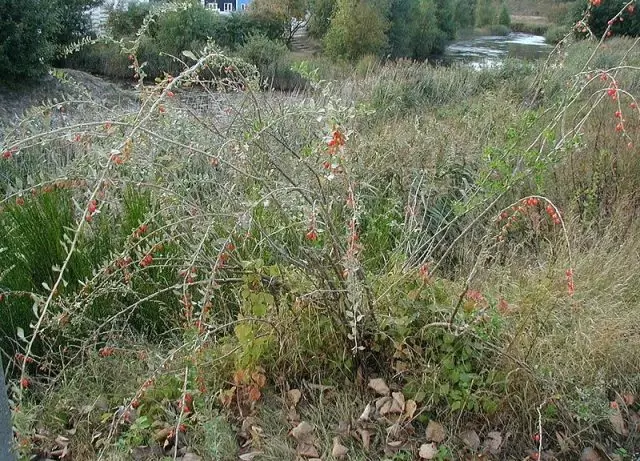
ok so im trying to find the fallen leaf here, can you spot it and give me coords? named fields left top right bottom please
left=389, top=392, right=405, bottom=414
left=609, top=407, right=629, bottom=437
left=357, top=428, right=371, bottom=452
left=368, top=378, right=390, bottom=396
left=387, top=440, right=403, bottom=448
left=425, top=421, right=446, bottom=443
left=460, top=429, right=481, bottom=451
left=419, top=442, right=438, bottom=459
left=296, top=442, right=319, bottom=458
left=153, top=428, right=172, bottom=442
left=359, top=403, right=373, bottom=421
left=386, top=423, right=403, bottom=439
left=291, top=421, right=315, bottom=442
left=288, top=389, right=302, bottom=407
left=404, top=399, right=417, bottom=419
left=332, top=437, right=348, bottom=458
left=239, top=452, right=263, bottom=460
left=482, top=431, right=502, bottom=455
left=580, top=447, right=604, bottom=461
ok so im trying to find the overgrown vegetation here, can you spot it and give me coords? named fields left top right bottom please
left=2, top=1, right=640, bottom=460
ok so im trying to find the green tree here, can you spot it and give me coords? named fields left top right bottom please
left=308, top=0, right=337, bottom=38
left=498, top=1, right=511, bottom=27
left=435, top=0, right=457, bottom=39
left=107, top=2, right=153, bottom=39
left=249, top=0, right=306, bottom=43
left=52, top=0, right=102, bottom=46
left=323, top=0, right=389, bottom=60
left=0, top=0, right=59, bottom=81
left=388, top=0, right=413, bottom=57
left=407, top=0, right=446, bottom=59
left=475, top=0, right=496, bottom=27
left=454, top=0, right=476, bottom=29
left=575, top=0, right=640, bottom=38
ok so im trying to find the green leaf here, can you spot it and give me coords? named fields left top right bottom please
left=182, top=50, right=197, bottom=61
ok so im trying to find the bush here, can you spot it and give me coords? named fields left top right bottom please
left=498, top=1, right=511, bottom=27
left=237, top=34, right=306, bottom=90
left=323, top=0, right=390, bottom=60
left=489, top=24, right=511, bottom=36
left=107, top=2, right=153, bottom=39
left=0, top=0, right=58, bottom=81
left=581, top=0, right=640, bottom=37
left=545, top=24, right=571, bottom=43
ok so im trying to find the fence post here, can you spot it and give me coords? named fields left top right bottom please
left=0, top=359, right=15, bottom=461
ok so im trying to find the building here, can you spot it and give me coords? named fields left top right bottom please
left=203, top=0, right=251, bottom=14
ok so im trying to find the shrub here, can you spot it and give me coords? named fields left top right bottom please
left=107, top=2, right=153, bottom=39
left=0, top=0, right=58, bottom=81
left=545, top=24, right=571, bottom=43
left=323, top=0, right=390, bottom=60
left=498, top=1, right=511, bottom=27
left=237, top=34, right=305, bottom=90
left=575, top=0, right=640, bottom=38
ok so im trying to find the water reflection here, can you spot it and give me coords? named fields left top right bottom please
left=441, top=32, right=552, bottom=68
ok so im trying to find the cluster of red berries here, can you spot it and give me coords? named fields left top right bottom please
left=2, top=147, right=17, bottom=160
left=86, top=199, right=98, bottom=223
left=566, top=268, right=575, bottom=296
left=14, top=353, right=35, bottom=365
left=214, top=242, right=235, bottom=270
left=134, top=224, right=148, bottom=239
left=99, top=346, right=115, bottom=357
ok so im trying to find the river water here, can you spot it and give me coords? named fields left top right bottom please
left=441, top=32, right=553, bottom=68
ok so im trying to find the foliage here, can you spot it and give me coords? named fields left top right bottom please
left=476, top=0, right=497, bottom=27
left=454, top=0, right=477, bottom=29
left=575, top=0, right=640, bottom=37
left=107, top=2, right=154, bottom=39
left=307, top=0, right=337, bottom=38
left=4, top=23, right=640, bottom=461
left=323, top=0, right=390, bottom=60
left=498, top=1, right=511, bottom=26
left=0, top=0, right=59, bottom=81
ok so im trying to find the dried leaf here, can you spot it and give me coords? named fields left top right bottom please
left=387, top=440, right=403, bottom=448
left=389, top=392, right=405, bottom=413
left=609, top=408, right=629, bottom=437
left=239, top=452, right=263, bottom=460
left=248, top=386, right=261, bottom=402
left=296, top=442, right=319, bottom=458
left=580, top=447, right=604, bottom=461
left=287, top=389, right=302, bottom=407
left=425, top=421, right=446, bottom=443
left=378, top=398, right=394, bottom=416
left=386, top=423, right=403, bottom=439
left=153, top=427, right=171, bottom=442
left=359, top=403, right=373, bottom=421
left=482, top=431, right=502, bottom=455
left=357, top=429, right=371, bottom=452
left=404, top=399, right=417, bottom=419
left=332, top=437, right=349, bottom=458
left=291, top=421, right=315, bottom=442
left=368, top=378, right=390, bottom=396
left=460, top=430, right=481, bottom=451
left=182, top=454, right=202, bottom=461
left=419, top=442, right=438, bottom=459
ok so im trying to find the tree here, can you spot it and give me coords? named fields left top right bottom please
left=308, top=0, right=337, bottom=38
left=435, top=0, right=457, bottom=40
left=475, top=0, right=496, bottom=27
left=454, top=0, right=476, bottom=29
left=249, top=0, right=307, bottom=43
left=577, top=0, right=640, bottom=37
left=407, top=0, right=446, bottom=59
left=498, top=1, right=511, bottom=27
left=107, top=1, right=153, bottom=39
left=0, top=0, right=59, bottom=82
left=323, top=0, right=390, bottom=60
left=52, top=0, right=102, bottom=46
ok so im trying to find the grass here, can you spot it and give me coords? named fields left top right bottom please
left=2, top=30, right=640, bottom=461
